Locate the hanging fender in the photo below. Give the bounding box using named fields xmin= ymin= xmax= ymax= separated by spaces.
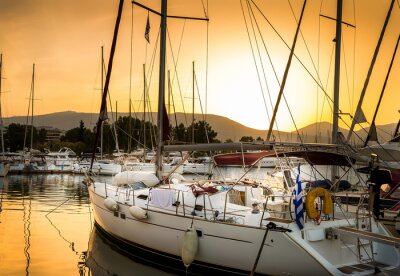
xmin=181 ymin=226 xmax=199 ymax=268
xmin=104 ymin=197 xmax=119 ymax=212
xmin=129 ymin=205 xmax=148 ymax=220
xmin=305 ymin=187 xmax=333 ymax=219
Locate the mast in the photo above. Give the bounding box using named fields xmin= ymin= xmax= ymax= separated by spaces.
xmin=192 ymin=61 xmax=195 ymax=144
xmin=155 ymin=0 xmax=168 ymax=178
xmin=364 ymin=35 xmax=400 ymax=146
xmin=30 ymin=64 xmax=35 ymax=151
xmin=101 ymin=46 xmax=104 ymax=159
xmin=332 ymin=0 xmax=342 ymax=146
xmin=168 ymin=70 xmax=171 ymax=116
xmin=115 ymin=100 xmax=120 ymax=153
xmin=330 ymin=0 xmax=343 ymax=182
xmin=90 ymin=0 xmax=124 ymax=171
xmin=143 ymin=63 xmax=146 ymax=162
xmin=266 ymin=0 xmax=307 ymax=141
xmin=346 ymin=0 xmax=395 ymax=143
xmin=0 ymin=54 xmax=4 ymax=154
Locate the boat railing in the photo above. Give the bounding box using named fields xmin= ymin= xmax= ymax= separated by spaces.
xmin=263 ymin=194 xmax=293 ymax=219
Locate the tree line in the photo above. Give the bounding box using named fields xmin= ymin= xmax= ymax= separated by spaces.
xmin=5 ymin=116 xmax=224 ymax=155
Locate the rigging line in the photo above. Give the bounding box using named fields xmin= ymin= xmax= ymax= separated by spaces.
xmin=351 ymin=0 xmax=357 ymax=114
xmin=246 ymin=1 xmax=281 ymax=109
xmin=316 ymin=0 xmax=323 ymax=142
xmin=244 ymin=1 xmax=275 ymax=138
xmin=128 ymin=4 xmax=135 ymax=152
xmin=250 ymin=0 xmax=336 ymax=107
xmin=346 ymin=0 xmax=396 ymax=143
xmin=143 ymin=28 xmax=161 ymax=148
xmin=102 ymin=66 xmax=120 ymax=149
xmin=168 ymin=72 xmax=180 ymax=133
xmin=194 ymin=70 xmax=210 ymax=143
xmin=265 ymin=0 xmax=307 ymax=143
xmin=23 ymin=74 xmax=33 ymax=150
xmin=318 ymin=44 xmax=335 ymax=135
xmin=200 ymin=0 xmax=208 ymax=18
xmin=341 ymin=32 xmax=352 ymax=118
xmin=240 ymin=0 xmax=279 ymax=140
xmin=115 ymin=124 xmax=148 ymax=149
xmin=205 ymin=0 xmax=209 ymax=121
xmin=287 ymin=0 xmax=326 ymax=91
xmin=288 ymin=0 xmax=338 ymax=143
xmin=318 ymin=48 xmax=334 ymax=140
xmin=364 ymin=35 xmax=400 ymax=146
xmin=166 ymin=22 xmax=188 ymax=126
xmin=247 ymin=0 xmax=327 ymax=143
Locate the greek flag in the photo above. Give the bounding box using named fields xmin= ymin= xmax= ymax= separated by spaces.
xmin=144 ymin=14 xmax=150 ymax=43
xmin=293 ymin=163 xmax=304 ymax=230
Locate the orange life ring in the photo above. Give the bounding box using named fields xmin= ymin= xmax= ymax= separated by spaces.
xmin=305 ymin=187 xmax=333 ymax=219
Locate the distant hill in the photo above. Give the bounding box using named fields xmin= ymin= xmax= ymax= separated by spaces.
xmin=3 ymin=111 xmax=397 ymax=143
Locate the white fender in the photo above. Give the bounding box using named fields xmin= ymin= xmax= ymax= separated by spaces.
xmin=181 ymin=226 xmax=199 ymax=268
xmin=129 ymin=205 xmax=147 ymax=219
xmin=104 ymin=197 xmax=118 ymax=211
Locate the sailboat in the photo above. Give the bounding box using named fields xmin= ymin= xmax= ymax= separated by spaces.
xmin=86 ymin=0 xmax=400 ymax=275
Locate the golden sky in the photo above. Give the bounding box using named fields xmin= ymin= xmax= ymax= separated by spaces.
xmin=0 ymin=0 xmax=399 ymax=131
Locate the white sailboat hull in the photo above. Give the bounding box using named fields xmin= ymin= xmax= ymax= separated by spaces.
xmin=73 ymin=162 xmax=122 ymax=176
xmin=88 ymin=183 xmax=399 ymax=275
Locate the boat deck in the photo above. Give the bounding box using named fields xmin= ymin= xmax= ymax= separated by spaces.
xmin=338 ymin=261 xmax=400 ymax=275
xmin=338 ymin=226 xmax=400 ymax=247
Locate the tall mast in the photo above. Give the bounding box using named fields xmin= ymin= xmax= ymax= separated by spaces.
xmin=331 ymin=0 xmax=342 ymax=180
xmin=155 ymin=0 xmax=168 ymax=178
xmin=30 ymin=64 xmax=35 ymax=151
xmin=332 ymin=0 xmax=342 ymax=145
xmin=90 ymin=0 xmax=124 ymax=171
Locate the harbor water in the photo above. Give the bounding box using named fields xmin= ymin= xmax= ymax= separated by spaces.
xmin=0 ymin=174 xmax=172 ymax=275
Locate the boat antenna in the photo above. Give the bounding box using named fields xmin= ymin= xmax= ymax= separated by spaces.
xmin=90 ymin=0 xmax=124 ymax=171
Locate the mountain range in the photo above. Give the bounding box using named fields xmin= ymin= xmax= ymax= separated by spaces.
xmin=3 ymin=111 xmax=397 ymax=144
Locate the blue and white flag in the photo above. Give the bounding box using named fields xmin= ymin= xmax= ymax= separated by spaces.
xmin=144 ymin=14 xmax=150 ymax=43
xmin=293 ymin=163 xmax=304 ymax=230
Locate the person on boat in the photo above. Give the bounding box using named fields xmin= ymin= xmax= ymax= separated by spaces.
xmin=368 ymin=164 xmax=392 ymax=218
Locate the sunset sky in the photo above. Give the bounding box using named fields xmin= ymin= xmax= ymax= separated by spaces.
xmin=0 ymin=0 xmax=399 ymax=132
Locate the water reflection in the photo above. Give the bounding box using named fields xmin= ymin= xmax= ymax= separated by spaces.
xmin=85 ymin=227 xmax=173 ymax=276
xmin=0 ymin=174 xmax=92 ymax=275
xmin=0 ymin=174 xmax=172 ymax=275
xmin=22 ymin=178 xmax=32 ymax=275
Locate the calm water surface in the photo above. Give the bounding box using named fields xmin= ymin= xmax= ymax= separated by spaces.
xmin=0 ymin=174 xmax=172 ymax=275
